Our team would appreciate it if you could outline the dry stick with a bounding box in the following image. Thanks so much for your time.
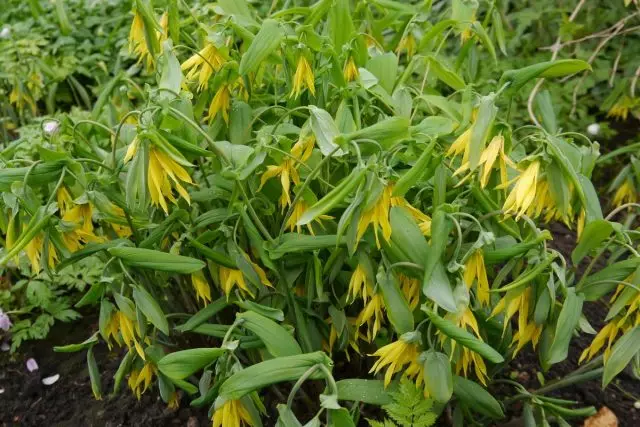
[631,64,640,97]
[609,45,624,87]
[538,14,640,51]
[527,0,587,127]
[569,22,625,117]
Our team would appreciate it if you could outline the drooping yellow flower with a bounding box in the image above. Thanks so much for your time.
[491,287,542,356]
[219,267,253,298]
[25,233,58,274]
[181,43,227,91]
[580,321,621,364]
[399,274,420,310]
[290,55,315,98]
[218,258,271,299]
[285,200,331,234]
[57,186,74,216]
[612,179,637,207]
[446,127,472,163]
[9,84,37,114]
[212,399,255,427]
[260,135,316,210]
[167,392,180,409]
[464,250,490,306]
[396,33,417,58]
[61,203,104,252]
[343,56,359,82]
[128,362,156,400]
[147,147,194,214]
[460,14,476,43]
[607,96,633,121]
[108,204,133,238]
[206,84,231,124]
[128,9,166,71]
[348,264,373,303]
[260,159,299,210]
[105,310,146,360]
[191,272,212,305]
[370,338,421,387]
[357,291,385,342]
[391,196,432,236]
[357,185,393,248]
[502,160,541,219]
[478,135,513,188]
[444,308,488,385]
[326,317,363,361]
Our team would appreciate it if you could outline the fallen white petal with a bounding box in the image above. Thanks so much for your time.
[0,387,4,394]
[26,358,39,372]
[42,374,60,386]
[1,343,9,352]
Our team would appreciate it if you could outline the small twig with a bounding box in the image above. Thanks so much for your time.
[527,0,587,127]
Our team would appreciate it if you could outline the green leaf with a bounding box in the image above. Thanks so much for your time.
[328,0,354,50]
[308,106,346,157]
[426,56,465,90]
[367,53,398,94]
[377,269,414,335]
[423,351,453,403]
[267,234,347,259]
[580,258,640,300]
[453,375,504,419]
[218,352,331,400]
[572,220,616,265]
[500,60,591,94]
[239,19,283,75]
[133,286,169,335]
[535,90,557,134]
[54,333,98,353]
[158,40,182,97]
[158,348,226,380]
[336,379,393,405]
[545,289,584,365]
[87,347,102,399]
[237,311,302,357]
[426,310,504,363]
[470,22,496,64]
[603,326,640,387]
[108,247,205,274]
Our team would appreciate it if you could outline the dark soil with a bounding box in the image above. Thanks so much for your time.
[0,319,210,427]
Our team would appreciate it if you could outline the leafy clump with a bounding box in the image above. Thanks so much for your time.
[369,379,437,427]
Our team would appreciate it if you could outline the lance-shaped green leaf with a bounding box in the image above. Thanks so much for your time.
[500,59,591,94]
[471,22,496,64]
[218,352,332,400]
[423,351,453,403]
[340,117,410,149]
[158,348,226,380]
[377,268,414,335]
[87,347,102,400]
[572,220,617,265]
[426,56,465,90]
[579,257,640,300]
[133,286,169,335]
[426,310,504,363]
[422,210,457,312]
[239,19,283,75]
[308,106,346,157]
[603,326,640,387]
[297,166,366,225]
[545,289,584,365]
[237,311,302,357]
[393,139,438,197]
[54,333,98,353]
[267,234,347,259]
[453,376,504,419]
[336,379,393,405]
[108,247,205,274]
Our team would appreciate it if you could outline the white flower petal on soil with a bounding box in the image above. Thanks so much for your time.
[26,358,39,372]
[0,387,4,394]
[1,342,9,352]
[42,374,60,386]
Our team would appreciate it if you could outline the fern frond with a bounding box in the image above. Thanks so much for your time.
[369,378,437,427]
